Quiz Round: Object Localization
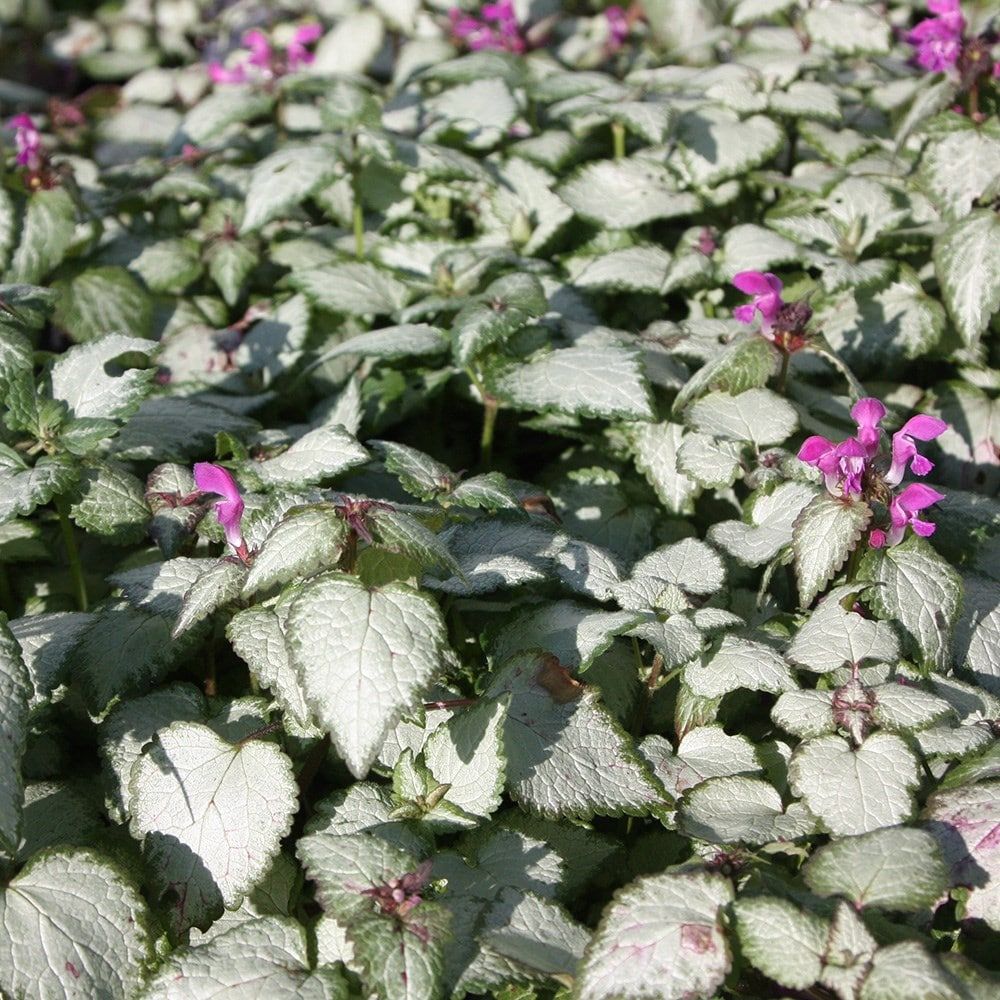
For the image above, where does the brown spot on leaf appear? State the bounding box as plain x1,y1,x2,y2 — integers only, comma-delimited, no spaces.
536,655,584,703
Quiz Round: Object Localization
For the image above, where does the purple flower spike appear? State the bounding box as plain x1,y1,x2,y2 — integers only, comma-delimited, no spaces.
732,271,784,338
881,483,946,546
850,397,887,457
193,462,246,556
885,414,948,486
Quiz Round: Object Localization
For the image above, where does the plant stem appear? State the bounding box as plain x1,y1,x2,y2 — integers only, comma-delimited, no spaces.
777,350,790,393
844,542,863,585
784,123,798,175
352,193,364,260
480,395,499,467
205,638,217,697
56,498,88,611
424,697,478,710
632,646,664,739
611,120,626,160
968,83,979,121
341,531,358,574
236,720,283,747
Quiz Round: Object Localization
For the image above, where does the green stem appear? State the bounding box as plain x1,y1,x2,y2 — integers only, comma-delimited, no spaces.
611,120,626,160
56,499,88,611
968,83,979,121
341,531,359,575
844,542,863,586
480,395,499,468
352,193,364,260
784,122,799,175
633,647,664,739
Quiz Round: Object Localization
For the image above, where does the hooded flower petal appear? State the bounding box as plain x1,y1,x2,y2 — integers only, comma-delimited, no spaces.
732,271,782,297
896,482,946,514
850,397,886,456
193,462,245,551
798,436,836,465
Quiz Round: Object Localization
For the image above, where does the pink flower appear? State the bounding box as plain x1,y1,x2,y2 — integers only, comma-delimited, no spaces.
287,23,323,69
870,484,946,548
243,29,273,69
928,0,964,30
797,398,891,496
8,113,43,171
209,23,322,86
885,414,948,486
906,0,965,72
193,462,246,556
799,436,869,498
696,227,717,256
850,397,886,457
606,5,629,48
208,62,249,84
732,271,784,338
449,2,525,53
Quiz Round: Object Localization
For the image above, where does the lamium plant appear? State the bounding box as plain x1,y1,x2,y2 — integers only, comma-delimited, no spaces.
0,1,998,999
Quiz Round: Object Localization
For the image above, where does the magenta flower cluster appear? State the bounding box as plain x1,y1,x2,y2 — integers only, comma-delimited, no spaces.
798,400,948,548
906,0,1000,79
449,0,525,53
209,23,322,85
7,114,43,172
907,0,965,72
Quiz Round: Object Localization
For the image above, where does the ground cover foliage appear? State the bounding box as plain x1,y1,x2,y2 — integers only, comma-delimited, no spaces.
0,0,999,997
